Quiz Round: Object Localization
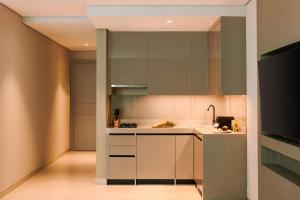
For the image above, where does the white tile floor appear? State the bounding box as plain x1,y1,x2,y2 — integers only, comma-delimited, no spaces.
2,152,201,200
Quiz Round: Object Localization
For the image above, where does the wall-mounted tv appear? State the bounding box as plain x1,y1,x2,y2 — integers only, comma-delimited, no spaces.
258,42,300,143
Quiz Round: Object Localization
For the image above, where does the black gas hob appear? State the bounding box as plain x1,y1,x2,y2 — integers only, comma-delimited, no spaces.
119,123,138,128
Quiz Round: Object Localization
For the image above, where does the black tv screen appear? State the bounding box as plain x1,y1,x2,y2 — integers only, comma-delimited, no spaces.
259,42,300,143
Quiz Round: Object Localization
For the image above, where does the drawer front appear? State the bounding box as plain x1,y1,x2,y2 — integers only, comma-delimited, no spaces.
110,145,136,156
109,157,136,179
109,135,136,145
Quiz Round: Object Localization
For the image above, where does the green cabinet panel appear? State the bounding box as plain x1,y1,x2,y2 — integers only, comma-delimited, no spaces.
191,32,209,95
147,32,191,95
208,17,246,95
148,58,191,95
109,32,148,85
109,32,209,95
109,32,148,58
221,17,246,95
110,58,148,85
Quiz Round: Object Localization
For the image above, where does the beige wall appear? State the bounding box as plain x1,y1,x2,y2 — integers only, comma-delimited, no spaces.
71,51,96,61
258,0,300,55
0,4,70,193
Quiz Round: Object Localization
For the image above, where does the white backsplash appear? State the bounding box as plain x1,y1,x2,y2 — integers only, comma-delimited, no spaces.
111,95,246,126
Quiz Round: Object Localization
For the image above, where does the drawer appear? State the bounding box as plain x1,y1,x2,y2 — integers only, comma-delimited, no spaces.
109,157,136,179
109,135,136,145
110,145,136,156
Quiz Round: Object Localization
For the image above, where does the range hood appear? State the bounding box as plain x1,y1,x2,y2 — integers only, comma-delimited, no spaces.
110,84,148,95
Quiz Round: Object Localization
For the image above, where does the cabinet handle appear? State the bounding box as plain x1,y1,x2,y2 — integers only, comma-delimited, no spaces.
109,155,135,158
109,133,135,136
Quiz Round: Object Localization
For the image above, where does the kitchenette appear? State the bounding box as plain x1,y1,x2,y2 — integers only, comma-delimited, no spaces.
107,124,246,199
98,16,247,200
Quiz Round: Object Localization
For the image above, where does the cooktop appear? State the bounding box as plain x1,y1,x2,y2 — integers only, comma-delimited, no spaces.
119,123,138,128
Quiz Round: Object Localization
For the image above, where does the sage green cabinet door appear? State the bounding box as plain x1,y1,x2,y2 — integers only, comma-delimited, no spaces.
208,17,246,95
221,17,246,95
109,32,148,85
148,58,191,94
191,32,209,95
110,32,148,58
147,33,191,95
110,58,148,85
208,21,222,95
109,32,211,94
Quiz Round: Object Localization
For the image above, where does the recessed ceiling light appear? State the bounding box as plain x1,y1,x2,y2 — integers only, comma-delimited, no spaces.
166,20,173,24
84,43,89,46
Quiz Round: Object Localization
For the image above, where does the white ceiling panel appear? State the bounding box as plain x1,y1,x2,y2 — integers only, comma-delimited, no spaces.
23,17,96,51
90,16,219,31
1,0,249,16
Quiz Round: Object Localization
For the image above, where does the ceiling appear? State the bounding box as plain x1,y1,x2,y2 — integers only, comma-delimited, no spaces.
23,17,96,51
0,0,249,51
89,16,219,31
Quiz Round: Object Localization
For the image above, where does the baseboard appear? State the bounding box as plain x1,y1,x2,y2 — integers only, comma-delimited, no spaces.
0,149,69,199
95,178,107,185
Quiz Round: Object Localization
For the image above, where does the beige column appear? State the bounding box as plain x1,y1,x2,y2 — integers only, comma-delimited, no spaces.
96,29,109,184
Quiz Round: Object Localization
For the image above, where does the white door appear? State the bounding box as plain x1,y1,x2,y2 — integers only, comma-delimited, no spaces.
72,62,96,151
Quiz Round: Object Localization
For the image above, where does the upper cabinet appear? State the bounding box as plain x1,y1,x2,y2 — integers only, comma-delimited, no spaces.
191,32,209,95
147,32,191,95
109,21,246,96
109,32,148,85
109,32,208,95
208,17,246,95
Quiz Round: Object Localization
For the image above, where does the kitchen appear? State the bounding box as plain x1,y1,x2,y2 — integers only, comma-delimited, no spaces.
98,16,247,200
2,0,300,199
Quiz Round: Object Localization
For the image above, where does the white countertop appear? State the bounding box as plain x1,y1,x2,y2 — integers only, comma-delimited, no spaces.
106,126,245,135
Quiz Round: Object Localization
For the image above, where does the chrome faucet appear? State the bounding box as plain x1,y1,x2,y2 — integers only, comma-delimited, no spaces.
207,104,216,125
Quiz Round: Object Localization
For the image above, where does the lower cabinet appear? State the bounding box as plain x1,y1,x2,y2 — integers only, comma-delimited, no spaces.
137,135,176,180
200,134,246,200
107,133,246,200
175,135,194,180
108,135,136,183
108,134,195,184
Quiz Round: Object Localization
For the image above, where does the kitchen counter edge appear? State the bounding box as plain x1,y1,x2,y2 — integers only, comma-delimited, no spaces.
106,127,245,135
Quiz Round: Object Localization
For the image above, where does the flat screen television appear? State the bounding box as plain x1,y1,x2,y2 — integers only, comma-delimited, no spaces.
259,42,300,143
